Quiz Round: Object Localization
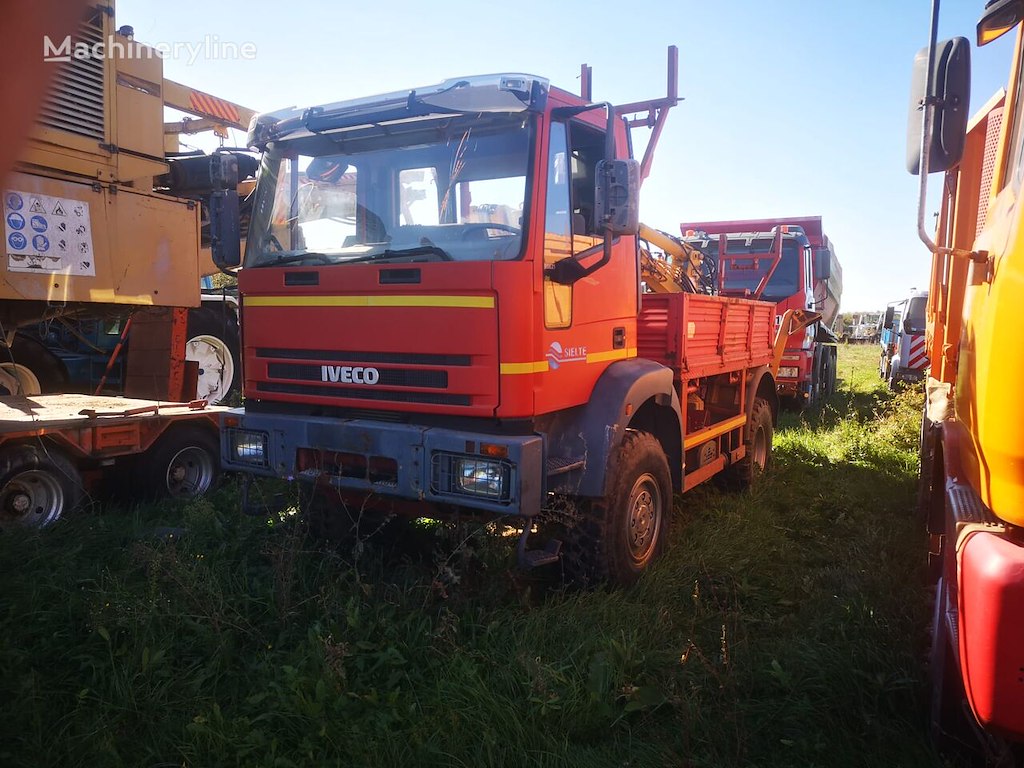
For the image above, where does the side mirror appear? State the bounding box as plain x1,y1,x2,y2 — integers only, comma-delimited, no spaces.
594,159,640,235
978,0,1024,46
906,37,971,175
814,247,832,280
883,306,895,330
210,153,241,270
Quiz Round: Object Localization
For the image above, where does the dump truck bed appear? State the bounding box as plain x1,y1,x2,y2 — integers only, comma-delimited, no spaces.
637,293,775,379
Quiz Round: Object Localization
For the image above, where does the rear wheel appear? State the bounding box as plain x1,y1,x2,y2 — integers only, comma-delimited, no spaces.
0,444,83,528
562,430,672,587
133,424,220,500
721,396,773,489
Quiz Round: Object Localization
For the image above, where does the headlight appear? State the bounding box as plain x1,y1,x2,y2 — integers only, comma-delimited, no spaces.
229,429,268,466
456,458,509,499
778,366,799,379
431,452,512,502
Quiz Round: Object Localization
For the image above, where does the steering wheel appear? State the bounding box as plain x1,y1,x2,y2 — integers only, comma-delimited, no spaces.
460,222,520,240
266,234,284,252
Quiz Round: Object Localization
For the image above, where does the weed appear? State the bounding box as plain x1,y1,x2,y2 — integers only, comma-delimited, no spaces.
0,344,943,767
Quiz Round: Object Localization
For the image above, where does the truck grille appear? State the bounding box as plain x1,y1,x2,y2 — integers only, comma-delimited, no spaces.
256,348,470,367
39,9,106,142
267,363,448,389
256,381,470,406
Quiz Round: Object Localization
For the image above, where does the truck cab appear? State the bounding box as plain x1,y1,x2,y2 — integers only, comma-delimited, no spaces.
878,290,928,387
680,219,841,403
215,57,785,585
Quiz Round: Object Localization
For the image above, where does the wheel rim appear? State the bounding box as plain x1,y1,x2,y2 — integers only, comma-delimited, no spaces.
186,334,234,405
626,473,662,565
0,363,41,396
0,469,64,527
164,446,216,498
751,424,769,474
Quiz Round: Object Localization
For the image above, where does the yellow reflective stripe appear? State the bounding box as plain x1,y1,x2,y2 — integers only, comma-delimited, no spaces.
246,295,495,309
500,360,549,375
585,347,637,364
500,347,638,375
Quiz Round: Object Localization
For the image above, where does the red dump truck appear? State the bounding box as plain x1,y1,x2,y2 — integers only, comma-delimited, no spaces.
681,218,842,404
208,51,806,584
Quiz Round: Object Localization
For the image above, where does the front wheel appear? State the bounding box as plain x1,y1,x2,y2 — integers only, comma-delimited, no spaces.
562,430,672,587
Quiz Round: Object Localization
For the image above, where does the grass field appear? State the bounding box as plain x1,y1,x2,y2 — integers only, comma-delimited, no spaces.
0,344,943,767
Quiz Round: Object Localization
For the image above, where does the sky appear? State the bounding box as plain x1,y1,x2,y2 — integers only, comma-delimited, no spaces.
116,0,1017,311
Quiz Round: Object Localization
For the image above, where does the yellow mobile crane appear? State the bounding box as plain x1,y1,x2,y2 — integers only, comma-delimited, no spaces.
5,5,255,404
0,2,255,527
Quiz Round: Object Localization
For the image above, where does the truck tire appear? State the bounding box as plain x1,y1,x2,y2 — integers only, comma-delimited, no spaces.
721,396,773,489
0,336,69,395
134,424,220,500
186,306,239,405
929,574,975,758
562,430,672,587
0,444,83,528
887,364,900,391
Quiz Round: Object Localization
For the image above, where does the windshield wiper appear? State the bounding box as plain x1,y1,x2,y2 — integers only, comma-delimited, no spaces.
343,245,452,264
258,251,335,267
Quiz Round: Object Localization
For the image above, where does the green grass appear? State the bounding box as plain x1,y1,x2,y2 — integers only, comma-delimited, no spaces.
0,344,943,767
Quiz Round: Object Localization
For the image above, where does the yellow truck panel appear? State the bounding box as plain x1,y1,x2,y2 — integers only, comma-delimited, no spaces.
2,171,200,307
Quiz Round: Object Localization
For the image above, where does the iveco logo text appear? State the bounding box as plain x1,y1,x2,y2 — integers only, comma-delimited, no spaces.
320,365,380,384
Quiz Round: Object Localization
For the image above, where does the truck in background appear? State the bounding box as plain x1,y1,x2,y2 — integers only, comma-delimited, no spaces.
845,311,882,344
908,0,1024,758
878,290,928,388
680,218,842,405
210,50,810,585
0,3,249,526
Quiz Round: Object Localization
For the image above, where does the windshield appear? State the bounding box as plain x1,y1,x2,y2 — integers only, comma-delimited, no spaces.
904,295,927,333
244,115,532,268
718,239,802,301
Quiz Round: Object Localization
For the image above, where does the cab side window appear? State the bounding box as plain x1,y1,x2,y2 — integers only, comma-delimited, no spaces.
544,123,572,328
568,122,606,253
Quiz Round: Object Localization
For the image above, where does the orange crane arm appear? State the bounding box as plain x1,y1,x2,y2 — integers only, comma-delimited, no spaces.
162,79,256,137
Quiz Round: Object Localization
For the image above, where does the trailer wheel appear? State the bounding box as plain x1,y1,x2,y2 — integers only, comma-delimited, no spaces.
721,396,773,489
562,430,672,587
136,425,220,500
186,307,239,405
0,444,83,528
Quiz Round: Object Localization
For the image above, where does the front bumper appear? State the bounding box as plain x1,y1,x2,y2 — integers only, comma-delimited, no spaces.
221,409,544,516
892,366,926,384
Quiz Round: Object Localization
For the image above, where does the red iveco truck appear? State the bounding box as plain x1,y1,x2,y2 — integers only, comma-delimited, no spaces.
681,218,842,404
210,51,795,584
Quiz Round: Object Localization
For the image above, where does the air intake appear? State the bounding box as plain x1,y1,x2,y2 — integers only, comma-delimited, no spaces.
38,9,107,142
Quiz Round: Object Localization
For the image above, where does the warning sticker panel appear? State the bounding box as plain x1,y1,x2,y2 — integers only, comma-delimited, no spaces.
3,189,95,276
